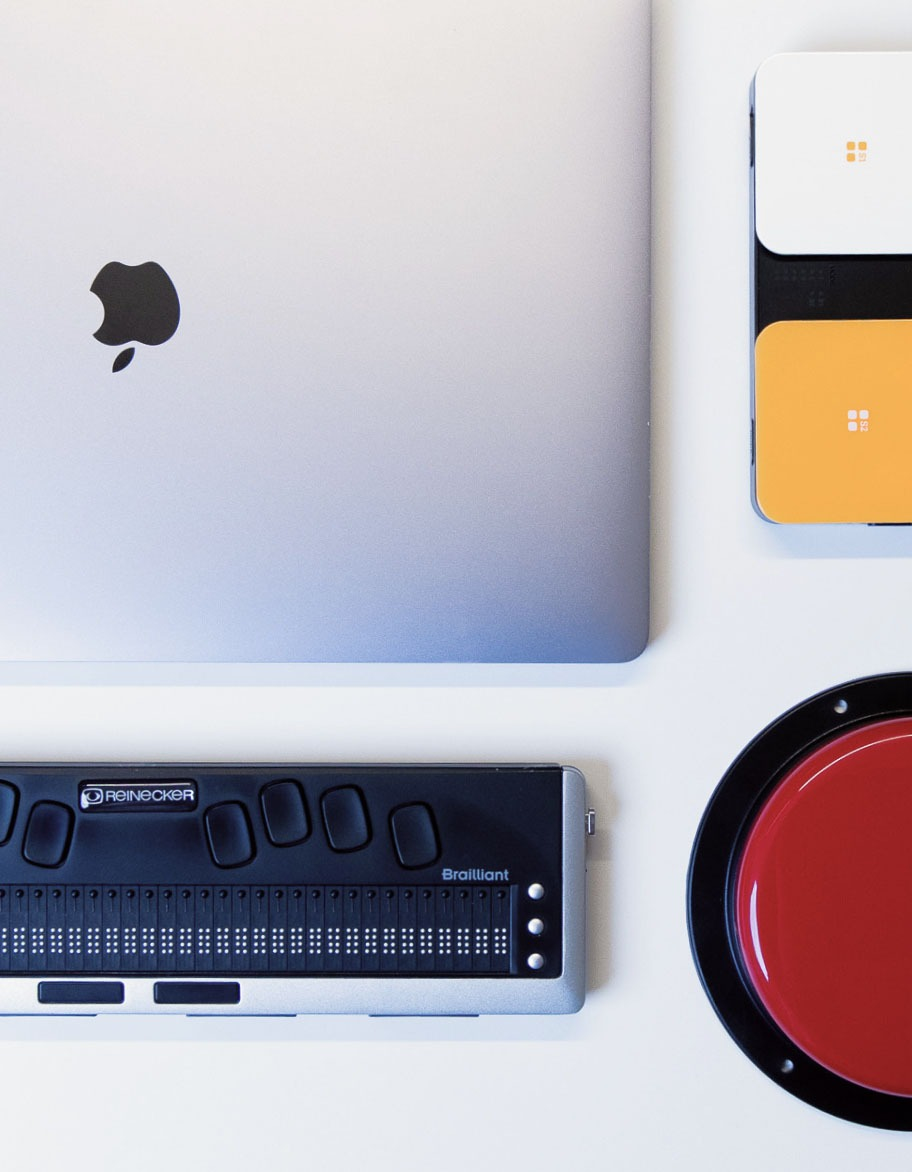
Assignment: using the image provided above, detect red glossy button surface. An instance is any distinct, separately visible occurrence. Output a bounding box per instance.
[736,717,912,1095]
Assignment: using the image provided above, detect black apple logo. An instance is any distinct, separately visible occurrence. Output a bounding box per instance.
[90,261,180,372]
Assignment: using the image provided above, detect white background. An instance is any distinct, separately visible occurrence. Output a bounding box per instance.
[6,0,912,1167]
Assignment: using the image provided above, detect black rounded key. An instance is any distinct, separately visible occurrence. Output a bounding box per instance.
[205,802,255,867]
[23,802,74,868]
[321,786,370,851]
[260,780,310,846]
[38,982,124,1005]
[390,803,440,868]
[154,982,240,1005]
[0,781,18,845]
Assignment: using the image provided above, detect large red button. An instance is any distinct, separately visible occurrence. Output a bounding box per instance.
[735,717,912,1096]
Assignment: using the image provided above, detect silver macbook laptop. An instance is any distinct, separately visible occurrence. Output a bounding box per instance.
[0,1,649,667]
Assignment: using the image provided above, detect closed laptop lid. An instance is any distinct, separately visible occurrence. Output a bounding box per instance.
[0,1,649,667]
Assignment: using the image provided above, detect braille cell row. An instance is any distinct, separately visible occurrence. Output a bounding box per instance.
[0,884,514,974]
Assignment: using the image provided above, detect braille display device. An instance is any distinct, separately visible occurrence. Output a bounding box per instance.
[752,52,912,523]
[0,765,588,1014]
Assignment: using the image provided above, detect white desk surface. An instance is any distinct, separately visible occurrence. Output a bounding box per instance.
[5,0,912,1166]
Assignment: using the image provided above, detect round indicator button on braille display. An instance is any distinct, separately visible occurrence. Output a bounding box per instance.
[735,717,912,1097]
[527,883,545,900]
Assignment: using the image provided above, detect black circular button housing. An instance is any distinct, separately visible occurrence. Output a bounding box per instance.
[688,672,912,1131]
